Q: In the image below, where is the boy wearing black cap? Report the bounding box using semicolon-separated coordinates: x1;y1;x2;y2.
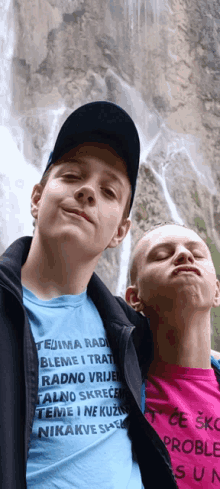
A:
0;102;178;489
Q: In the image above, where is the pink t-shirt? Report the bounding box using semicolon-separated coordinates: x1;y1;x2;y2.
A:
145;363;220;488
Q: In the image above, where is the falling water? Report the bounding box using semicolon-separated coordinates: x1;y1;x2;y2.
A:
0;2;69;248
1;0;219;321
116;227;132;297
113;53;217;294
40;106;67;169
0;0;40;248
114;72;188;295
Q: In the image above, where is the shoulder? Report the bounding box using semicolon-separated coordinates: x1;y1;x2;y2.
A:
115;296;153;375
211;349;220;377
88;273;149;329
211;349;220;361
115;297;148;326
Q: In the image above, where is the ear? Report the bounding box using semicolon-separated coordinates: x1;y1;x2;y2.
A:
213;279;220;308
107;218;131;249
31;184;43;219
125;285;144;312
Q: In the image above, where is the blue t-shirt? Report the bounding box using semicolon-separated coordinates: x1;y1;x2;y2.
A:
23;286;142;488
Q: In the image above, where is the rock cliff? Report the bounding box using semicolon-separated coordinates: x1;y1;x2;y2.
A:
1;0;220;348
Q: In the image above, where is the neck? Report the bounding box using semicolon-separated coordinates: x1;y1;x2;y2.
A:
21;232;101;299
146;303;212;372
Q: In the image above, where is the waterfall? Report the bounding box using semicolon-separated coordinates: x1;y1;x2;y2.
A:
0;0;40;247
0;2;70;247
114;71;208;295
1;1;220;352
116;226;131;297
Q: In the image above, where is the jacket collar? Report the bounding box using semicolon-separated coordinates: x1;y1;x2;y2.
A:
88;272;147;328
0;236;32;303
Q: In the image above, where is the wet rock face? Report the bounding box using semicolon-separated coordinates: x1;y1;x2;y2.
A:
3;0;220;348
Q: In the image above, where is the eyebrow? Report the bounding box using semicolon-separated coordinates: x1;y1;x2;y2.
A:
54;160;83;172
102;170;126;188
54;160;126;188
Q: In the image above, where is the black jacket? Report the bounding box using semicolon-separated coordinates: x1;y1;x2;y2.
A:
0;236;178;489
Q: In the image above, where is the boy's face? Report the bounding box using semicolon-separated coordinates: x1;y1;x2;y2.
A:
31;143;131;258
126;225;220;314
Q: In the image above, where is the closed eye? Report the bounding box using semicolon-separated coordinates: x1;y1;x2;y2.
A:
191;249;204;258
193;254;204;258
62;173;81;180
154;253;170;260
102;188;117;199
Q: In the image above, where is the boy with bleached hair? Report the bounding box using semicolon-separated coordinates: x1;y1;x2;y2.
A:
126;223;220;488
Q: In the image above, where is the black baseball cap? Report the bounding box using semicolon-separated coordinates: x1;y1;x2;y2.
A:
44;101;140;210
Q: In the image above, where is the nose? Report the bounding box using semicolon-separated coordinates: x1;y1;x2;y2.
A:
74;183;96;206
173;246;194;266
